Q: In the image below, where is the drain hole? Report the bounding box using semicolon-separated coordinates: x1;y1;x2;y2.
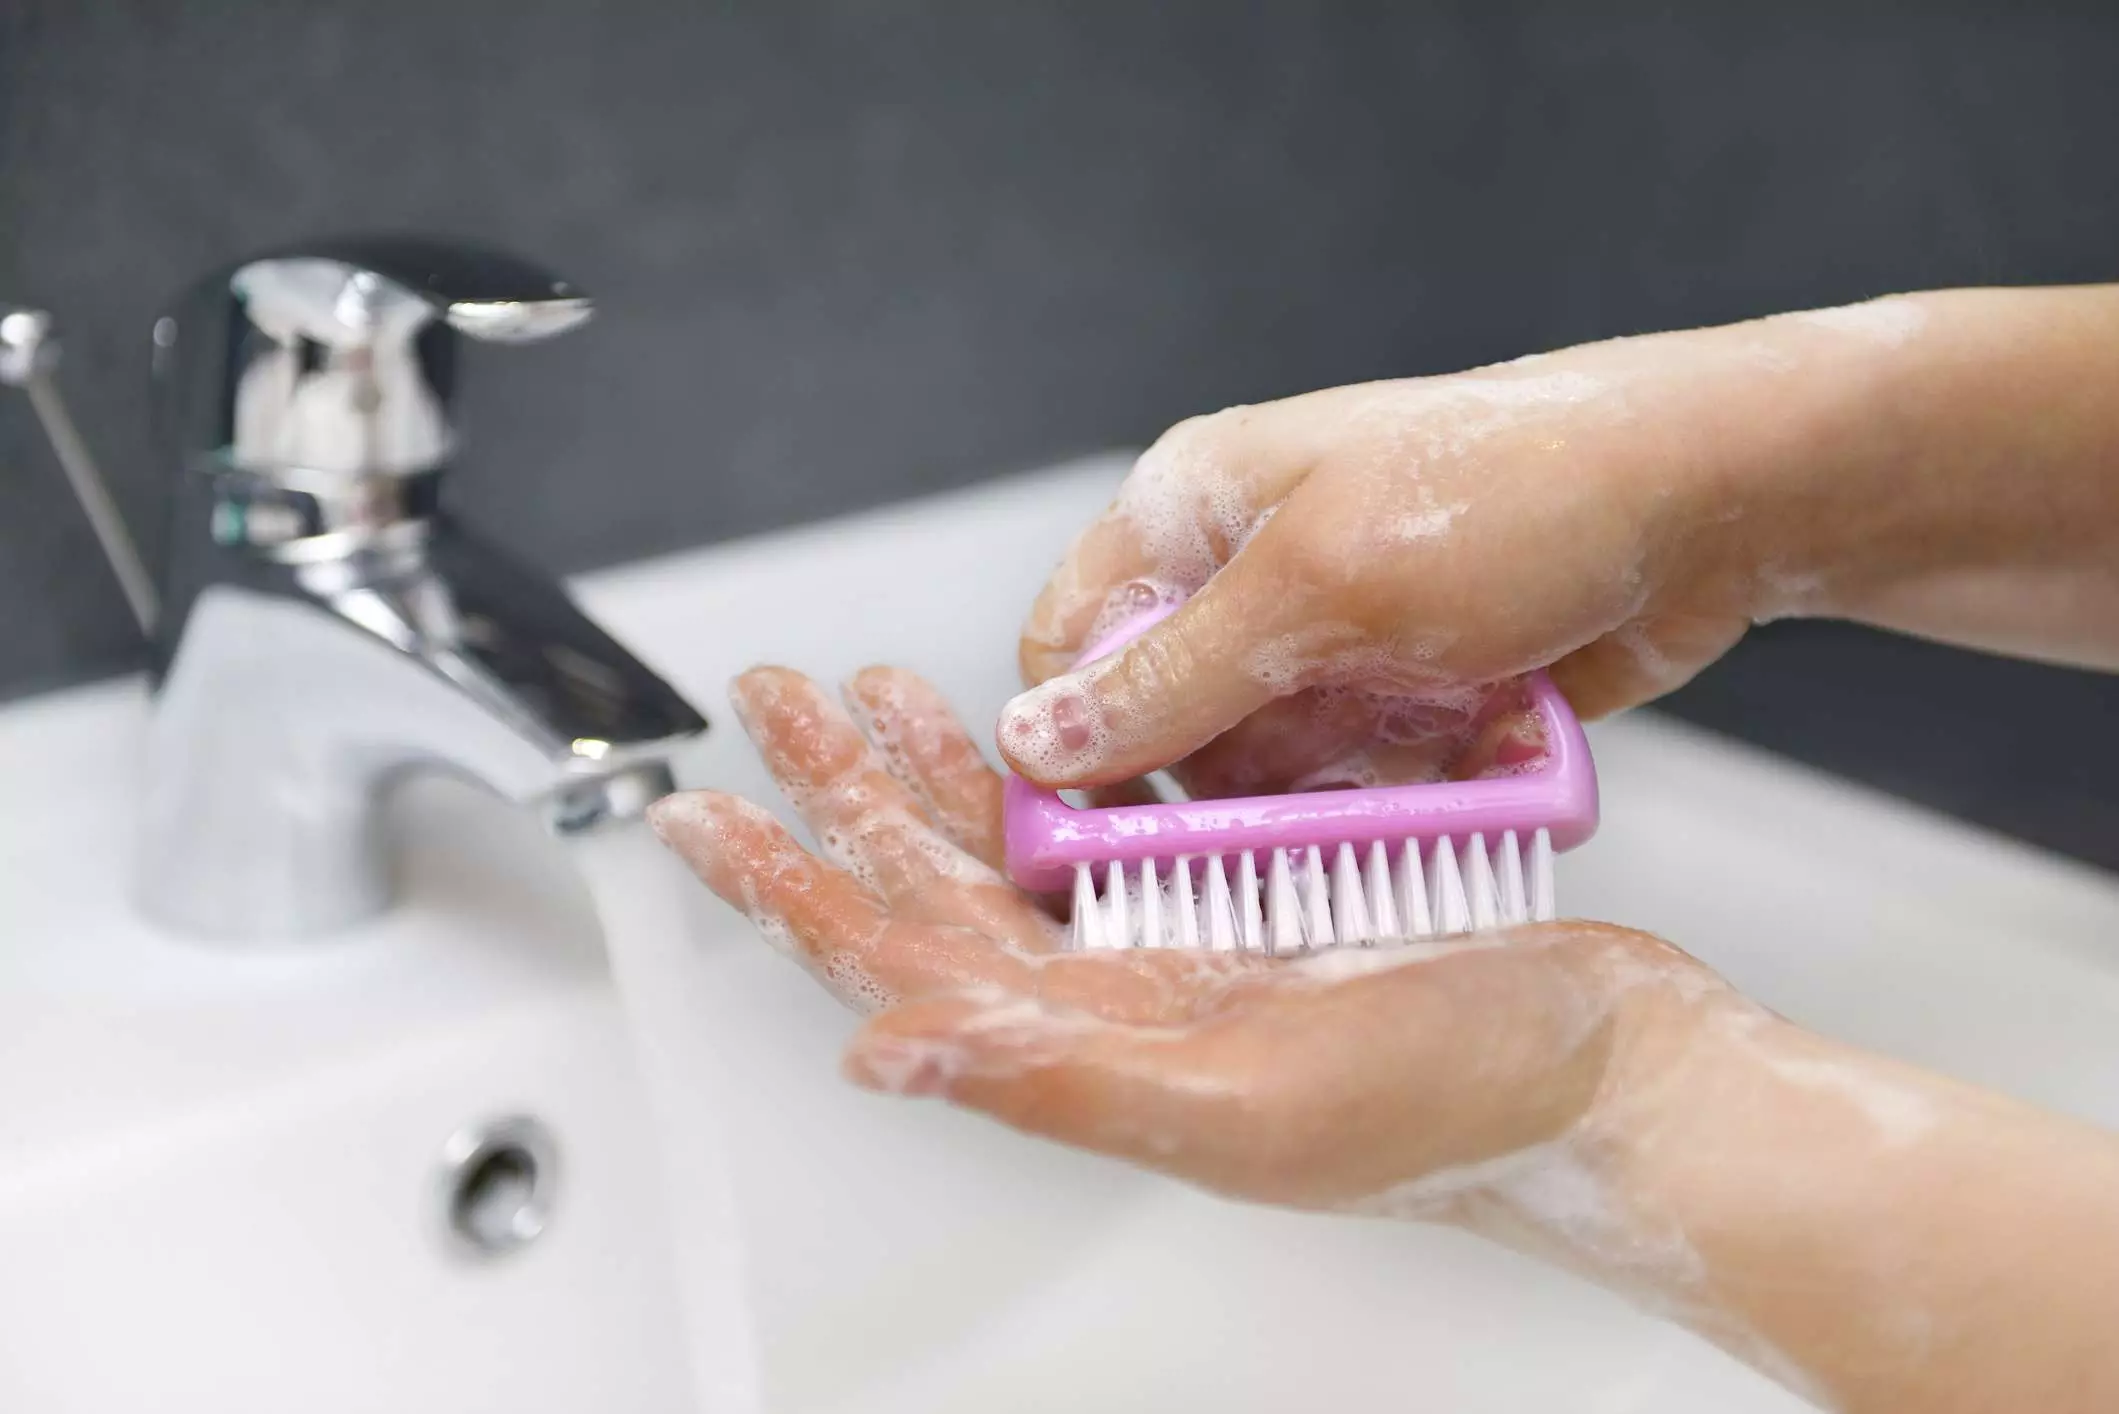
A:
438;1116;558;1258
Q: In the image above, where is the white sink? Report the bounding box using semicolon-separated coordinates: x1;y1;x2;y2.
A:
4;453;2118;1412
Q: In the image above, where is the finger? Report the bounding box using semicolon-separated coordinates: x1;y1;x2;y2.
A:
839;666;1159;906
998;489;1368;789
842;666;1007;869
1547;613;1748;719
651;790;1265;1022
1449;708;1549;780
733;667;1060;953
649;790;1035;1009
1018;398;1346;686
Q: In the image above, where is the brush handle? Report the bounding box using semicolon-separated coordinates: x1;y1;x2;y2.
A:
1001;602;1599;895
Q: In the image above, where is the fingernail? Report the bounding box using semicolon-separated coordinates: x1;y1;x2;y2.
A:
1048;692;1094;750
999;675;1099;770
1494;722;1547;769
726;675;763;734
645;789;714;845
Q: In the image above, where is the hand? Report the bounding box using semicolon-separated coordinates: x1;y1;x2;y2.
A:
655;665;2119;1414
651;666;1736;1212
1000;352;1760;794
1000;288;2119;795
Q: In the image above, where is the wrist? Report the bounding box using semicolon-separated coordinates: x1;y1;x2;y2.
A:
1669;286;2119;636
1637;298;1941;626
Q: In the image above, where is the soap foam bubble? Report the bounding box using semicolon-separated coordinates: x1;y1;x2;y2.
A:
1112;409;1274;590
823;950;899;1015
1084;576;1189;650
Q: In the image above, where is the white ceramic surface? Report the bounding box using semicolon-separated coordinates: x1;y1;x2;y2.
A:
5;453;2118;1412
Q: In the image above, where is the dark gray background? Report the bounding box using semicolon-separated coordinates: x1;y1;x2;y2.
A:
4;2;2117;866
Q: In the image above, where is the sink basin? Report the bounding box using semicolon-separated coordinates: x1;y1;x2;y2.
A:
4;452;2118;1412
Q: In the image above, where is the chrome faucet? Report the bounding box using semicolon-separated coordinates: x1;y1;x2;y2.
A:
6;238;709;943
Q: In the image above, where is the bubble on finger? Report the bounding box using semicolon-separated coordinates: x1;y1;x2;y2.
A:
845;669;998;846
657;792;838;960
1085;576;1190;649
1239;620;1369;695
1111;409;1282;589
749;912;799;959
813;824;876;893
1242;636;1313;696
823;950;900;1016
1305;635;1471;702
823;796;1003;898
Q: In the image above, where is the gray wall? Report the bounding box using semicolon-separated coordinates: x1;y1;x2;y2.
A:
5;3;2118;864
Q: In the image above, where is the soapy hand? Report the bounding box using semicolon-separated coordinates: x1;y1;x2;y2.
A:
658;663;2119;1414
1001;359;1755;793
652;666;1732;1210
1003;286;2119;793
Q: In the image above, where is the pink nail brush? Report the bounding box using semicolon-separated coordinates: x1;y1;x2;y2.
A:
1003;603;1599;951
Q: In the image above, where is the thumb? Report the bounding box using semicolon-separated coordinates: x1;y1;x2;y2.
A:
994;531;1320;789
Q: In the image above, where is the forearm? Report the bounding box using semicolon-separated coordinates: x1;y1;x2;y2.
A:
1667;284;2119;667
1600;1006;2119;1411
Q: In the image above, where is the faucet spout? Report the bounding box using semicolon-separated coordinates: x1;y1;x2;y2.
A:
137;518;706;942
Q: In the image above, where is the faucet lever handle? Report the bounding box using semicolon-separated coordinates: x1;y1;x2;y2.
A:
236;237;593;345
162;235;592;482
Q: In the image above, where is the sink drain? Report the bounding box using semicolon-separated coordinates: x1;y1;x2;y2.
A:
436;1115;559;1259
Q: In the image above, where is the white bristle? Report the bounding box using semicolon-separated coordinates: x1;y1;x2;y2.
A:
1300;845;1333;949
1396;841;1432;939
1498;831;1527;923
1072;863;1105;951
1205;856;1238;951
1430;838;1470;935
1267;848;1302;956
1531;828;1556;922
1106;860;1130;949
1466;833;1497;931
1332;842;1371;945
1364;841;1396;940
1237;852;1263;952
1173;858;1201;950
1139;858;1164;949
1072;828;1559;951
